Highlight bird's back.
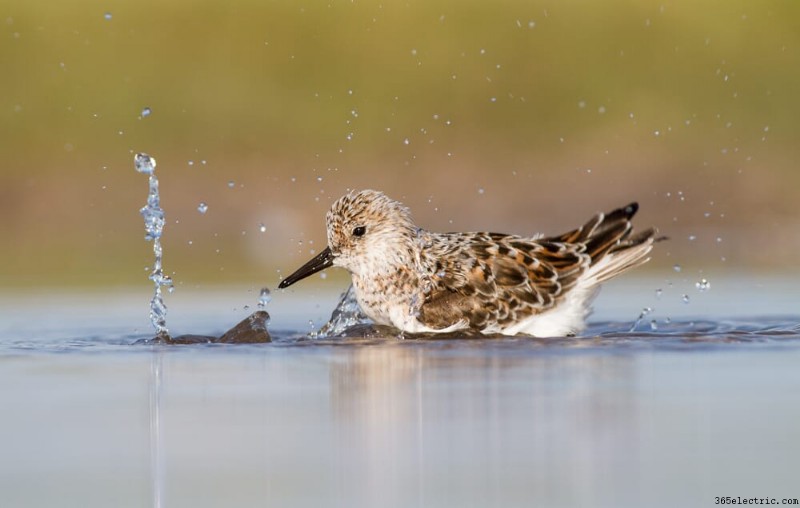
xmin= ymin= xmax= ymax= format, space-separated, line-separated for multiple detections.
xmin=416 ymin=203 xmax=657 ymax=336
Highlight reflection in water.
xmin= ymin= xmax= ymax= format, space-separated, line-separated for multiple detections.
xmin=150 ymin=352 xmax=164 ymax=508
xmin=329 ymin=345 xmax=641 ymax=506
xmin=3 ymin=335 xmax=798 ymax=507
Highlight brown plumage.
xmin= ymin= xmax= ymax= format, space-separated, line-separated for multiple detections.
xmin=279 ymin=190 xmax=659 ymax=337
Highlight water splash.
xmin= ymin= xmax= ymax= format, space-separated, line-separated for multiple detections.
xmin=630 ymin=307 xmax=654 ymax=332
xmin=135 ymin=153 xmax=172 ymax=338
xmin=257 ymin=287 xmax=271 ymax=309
xmin=312 ymin=284 xmax=371 ymax=338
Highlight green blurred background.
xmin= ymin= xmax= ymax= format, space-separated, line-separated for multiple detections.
xmin=2 ymin=0 xmax=798 ymax=290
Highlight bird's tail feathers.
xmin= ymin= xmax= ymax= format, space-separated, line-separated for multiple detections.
xmin=555 ymin=202 xmax=659 ymax=286
xmin=587 ymin=233 xmax=655 ymax=284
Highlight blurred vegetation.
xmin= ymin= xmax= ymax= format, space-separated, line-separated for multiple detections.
xmin=1 ymin=0 xmax=799 ymax=289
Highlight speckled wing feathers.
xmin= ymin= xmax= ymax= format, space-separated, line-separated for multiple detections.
xmin=417 ymin=202 xmax=654 ymax=332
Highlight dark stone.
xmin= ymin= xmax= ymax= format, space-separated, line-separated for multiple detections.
xmin=217 ymin=311 xmax=272 ymax=343
xmin=135 ymin=311 xmax=272 ymax=345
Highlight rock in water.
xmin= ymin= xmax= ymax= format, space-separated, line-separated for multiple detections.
xmin=136 ymin=311 xmax=271 ymax=344
xmin=217 ymin=311 xmax=272 ymax=343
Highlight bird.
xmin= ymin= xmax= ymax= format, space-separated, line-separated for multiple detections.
xmin=278 ymin=189 xmax=659 ymax=337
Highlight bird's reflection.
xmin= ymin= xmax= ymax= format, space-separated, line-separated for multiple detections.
xmin=328 ymin=342 xmax=643 ymax=506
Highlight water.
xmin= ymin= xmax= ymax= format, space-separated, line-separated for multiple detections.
xmin=312 ymin=284 xmax=370 ymax=338
xmin=135 ymin=153 xmax=173 ymax=337
xmin=257 ymin=287 xmax=271 ymax=310
xmin=1 ymin=278 xmax=799 ymax=508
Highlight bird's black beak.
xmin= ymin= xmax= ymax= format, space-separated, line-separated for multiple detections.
xmin=278 ymin=247 xmax=334 ymax=289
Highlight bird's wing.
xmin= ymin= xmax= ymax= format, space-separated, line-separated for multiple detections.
xmin=415 ymin=203 xmax=656 ymax=332
xmin=416 ymin=233 xmax=590 ymax=331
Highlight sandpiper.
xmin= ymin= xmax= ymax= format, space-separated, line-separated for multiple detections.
xmin=279 ymin=189 xmax=659 ymax=337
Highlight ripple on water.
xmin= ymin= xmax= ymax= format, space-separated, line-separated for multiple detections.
xmin=2 ymin=318 xmax=799 ymax=354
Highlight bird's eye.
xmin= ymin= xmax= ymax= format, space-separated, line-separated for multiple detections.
xmin=352 ymin=226 xmax=366 ymax=237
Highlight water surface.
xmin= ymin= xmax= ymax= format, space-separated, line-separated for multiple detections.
xmin=1 ymin=278 xmax=799 ymax=508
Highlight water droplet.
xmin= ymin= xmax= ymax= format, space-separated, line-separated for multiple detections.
xmin=598 ymin=106 xmax=606 ymax=114
xmin=134 ymin=153 xmax=156 ymax=174
xmin=695 ymin=278 xmax=710 ymax=292
xmin=197 ymin=202 xmax=208 ymax=214
xmin=655 ymin=288 xmax=663 ymax=299
xmin=103 ymin=12 xmax=112 ymax=20
xmin=403 ymin=138 xmax=410 ymax=145
xmin=320 ymin=272 xmax=327 ymax=280
xmin=649 ymin=320 xmax=658 ymax=331
xmin=227 ymin=180 xmax=235 ymax=188
xmin=630 ymin=307 xmax=654 ymax=332
xmin=688 ymin=234 xmax=697 ymax=241
xmin=681 ymin=294 xmax=690 ymax=304
xmin=478 ymin=188 xmax=485 ymax=195
xmin=257 ymin=288 xmax=271 ymax=309
xmin=141 ymin=107 xmax=151 ymax=118
xmin=188 ymin=160 xmax=194 ymax=166
xmin=578 ymin=100 xmax=586 ymax=109
xmin=673 ymin=264 xmax=681 ymax=272
xmin=259 ymin=223 xmax=267 ymax=233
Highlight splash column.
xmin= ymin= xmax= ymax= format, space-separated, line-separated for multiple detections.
xmin=135 ymin=153 xmax=173 ymax=339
